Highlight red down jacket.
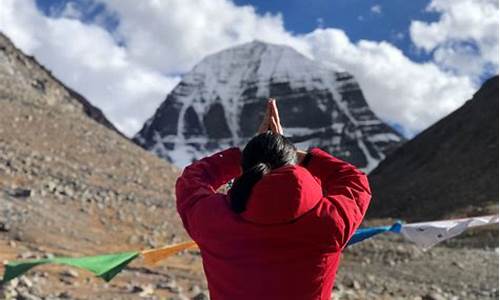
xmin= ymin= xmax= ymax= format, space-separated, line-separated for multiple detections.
xmin=176 ymin=147 xmax=371 ymax=300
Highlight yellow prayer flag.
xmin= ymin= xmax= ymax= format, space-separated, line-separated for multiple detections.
xmin=141 ymin=241 xmax=198 ymax=265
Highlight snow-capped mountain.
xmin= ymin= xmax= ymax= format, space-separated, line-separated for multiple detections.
xmin=134 ymin=41 xmax=404 ymax=172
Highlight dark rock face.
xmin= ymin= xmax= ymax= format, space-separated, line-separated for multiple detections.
xmin=368 ymin=76 xmax=499 ymax=221
xmin=134 ymin=41 xmax=404 ymax=171
xmin=205 ymin=103 xmax=232 ymax=139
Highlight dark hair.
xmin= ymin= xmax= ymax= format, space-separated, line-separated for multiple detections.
xmin=230 ymin=132 xmax=297 ymax=213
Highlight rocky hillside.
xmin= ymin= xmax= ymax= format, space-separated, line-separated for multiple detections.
xmin=134 ymin=41 xmax=404 ymax=172
xmin=368 ymin=76 xmax=499 ymax=221
xmin=0 ymin=33 xmax=121 ymax=135
xmin=0 ymin=32 xmax=211 ymax=299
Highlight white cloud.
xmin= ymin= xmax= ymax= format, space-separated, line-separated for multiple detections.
xmin=393 ymin=32 xmax=405 ymax=40
xmin=0 ymin=0 xmax=180 ymax=136
xmin=303 ymin=29 xmax=475 ymax=136
xmin=410 ymin=0 xmax=499 ymax=80
xmin=371 ymin=5 xmax=382 ymax=15
xmin=316 ymin=17 xmax=324 ymax=28
xmin=101 ymin=0 xmax=306 ymax=73
xmin=58 ymin=2 xmax=83 ymax=19
xmin=0 ymin=0 xmax=493 ymax=138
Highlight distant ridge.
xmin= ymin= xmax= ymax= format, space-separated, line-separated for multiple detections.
xmin=368 ymin=76 xmax=499 ymax=221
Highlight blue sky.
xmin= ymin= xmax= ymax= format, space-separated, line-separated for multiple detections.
xmin=233 ymin=0 xmax=439 ymax=61
xmin=37 ymin=0 xmax=120 ymax=30
xmin=37 ymin=0 xmax=439 ymax=62
xmin=3 ymin=0 xmax=497 ymax=137
xmin=34 ymin=0 xmax=495 ymax=84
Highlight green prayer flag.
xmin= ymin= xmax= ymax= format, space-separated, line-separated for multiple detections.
xmin=2 ymin=251 xmax=139 ymax=283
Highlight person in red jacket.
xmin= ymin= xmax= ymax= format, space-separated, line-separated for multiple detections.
xmin=176 ymin=99 xmax=371 ymax=300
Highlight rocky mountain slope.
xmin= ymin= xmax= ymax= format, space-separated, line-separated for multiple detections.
xmin=134 ymin=41 xmax=404 ymax=172
xmin=0 ymin=33 xmax=121 ymax=135
xmin=0 ymin=32 xmax=209 ymax=299
xmin=368 ymin=76 xmax=499 ymax=221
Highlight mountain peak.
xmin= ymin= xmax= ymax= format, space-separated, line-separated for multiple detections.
xmin=191 ymin=40 xmax=326 ymax=85
xmin=221 ymin=39 xmax=295 ymax=53
xmin=135 ymin=42 xmax=404 ymax=171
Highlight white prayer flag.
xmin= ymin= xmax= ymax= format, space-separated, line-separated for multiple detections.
xmin=400 ymin=215 xmax=499 ymax=250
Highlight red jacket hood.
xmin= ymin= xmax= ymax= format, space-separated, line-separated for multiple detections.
xmin=240 ymin=164 xmax=323 ymax=225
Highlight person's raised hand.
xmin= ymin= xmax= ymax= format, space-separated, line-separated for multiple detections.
xmin=257 ymin=98 xmax=284 ymax=135
xmin=257 ymin=99 xmax=273 ymax=134
xmin=269 ymin=98 xmax=284 ymax=135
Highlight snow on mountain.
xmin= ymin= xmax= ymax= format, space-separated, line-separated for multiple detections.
xmin=134 ymin=40 xmax=404 ymax=172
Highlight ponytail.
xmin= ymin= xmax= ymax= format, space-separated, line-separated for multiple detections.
xmin=230 ymin=131 xmax=297 ymax=213
xmin=230 ymin=162 xmax=270 ymax=213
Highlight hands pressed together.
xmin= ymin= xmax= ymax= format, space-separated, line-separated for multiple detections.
xmin=257 ymin=98 xmax=284 ymax=135
xmin=257 ymin=98 xmax=307 ymax=164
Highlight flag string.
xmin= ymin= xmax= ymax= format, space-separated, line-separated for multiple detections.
xmin=2 ymin=215 xmax=497 ymax=283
